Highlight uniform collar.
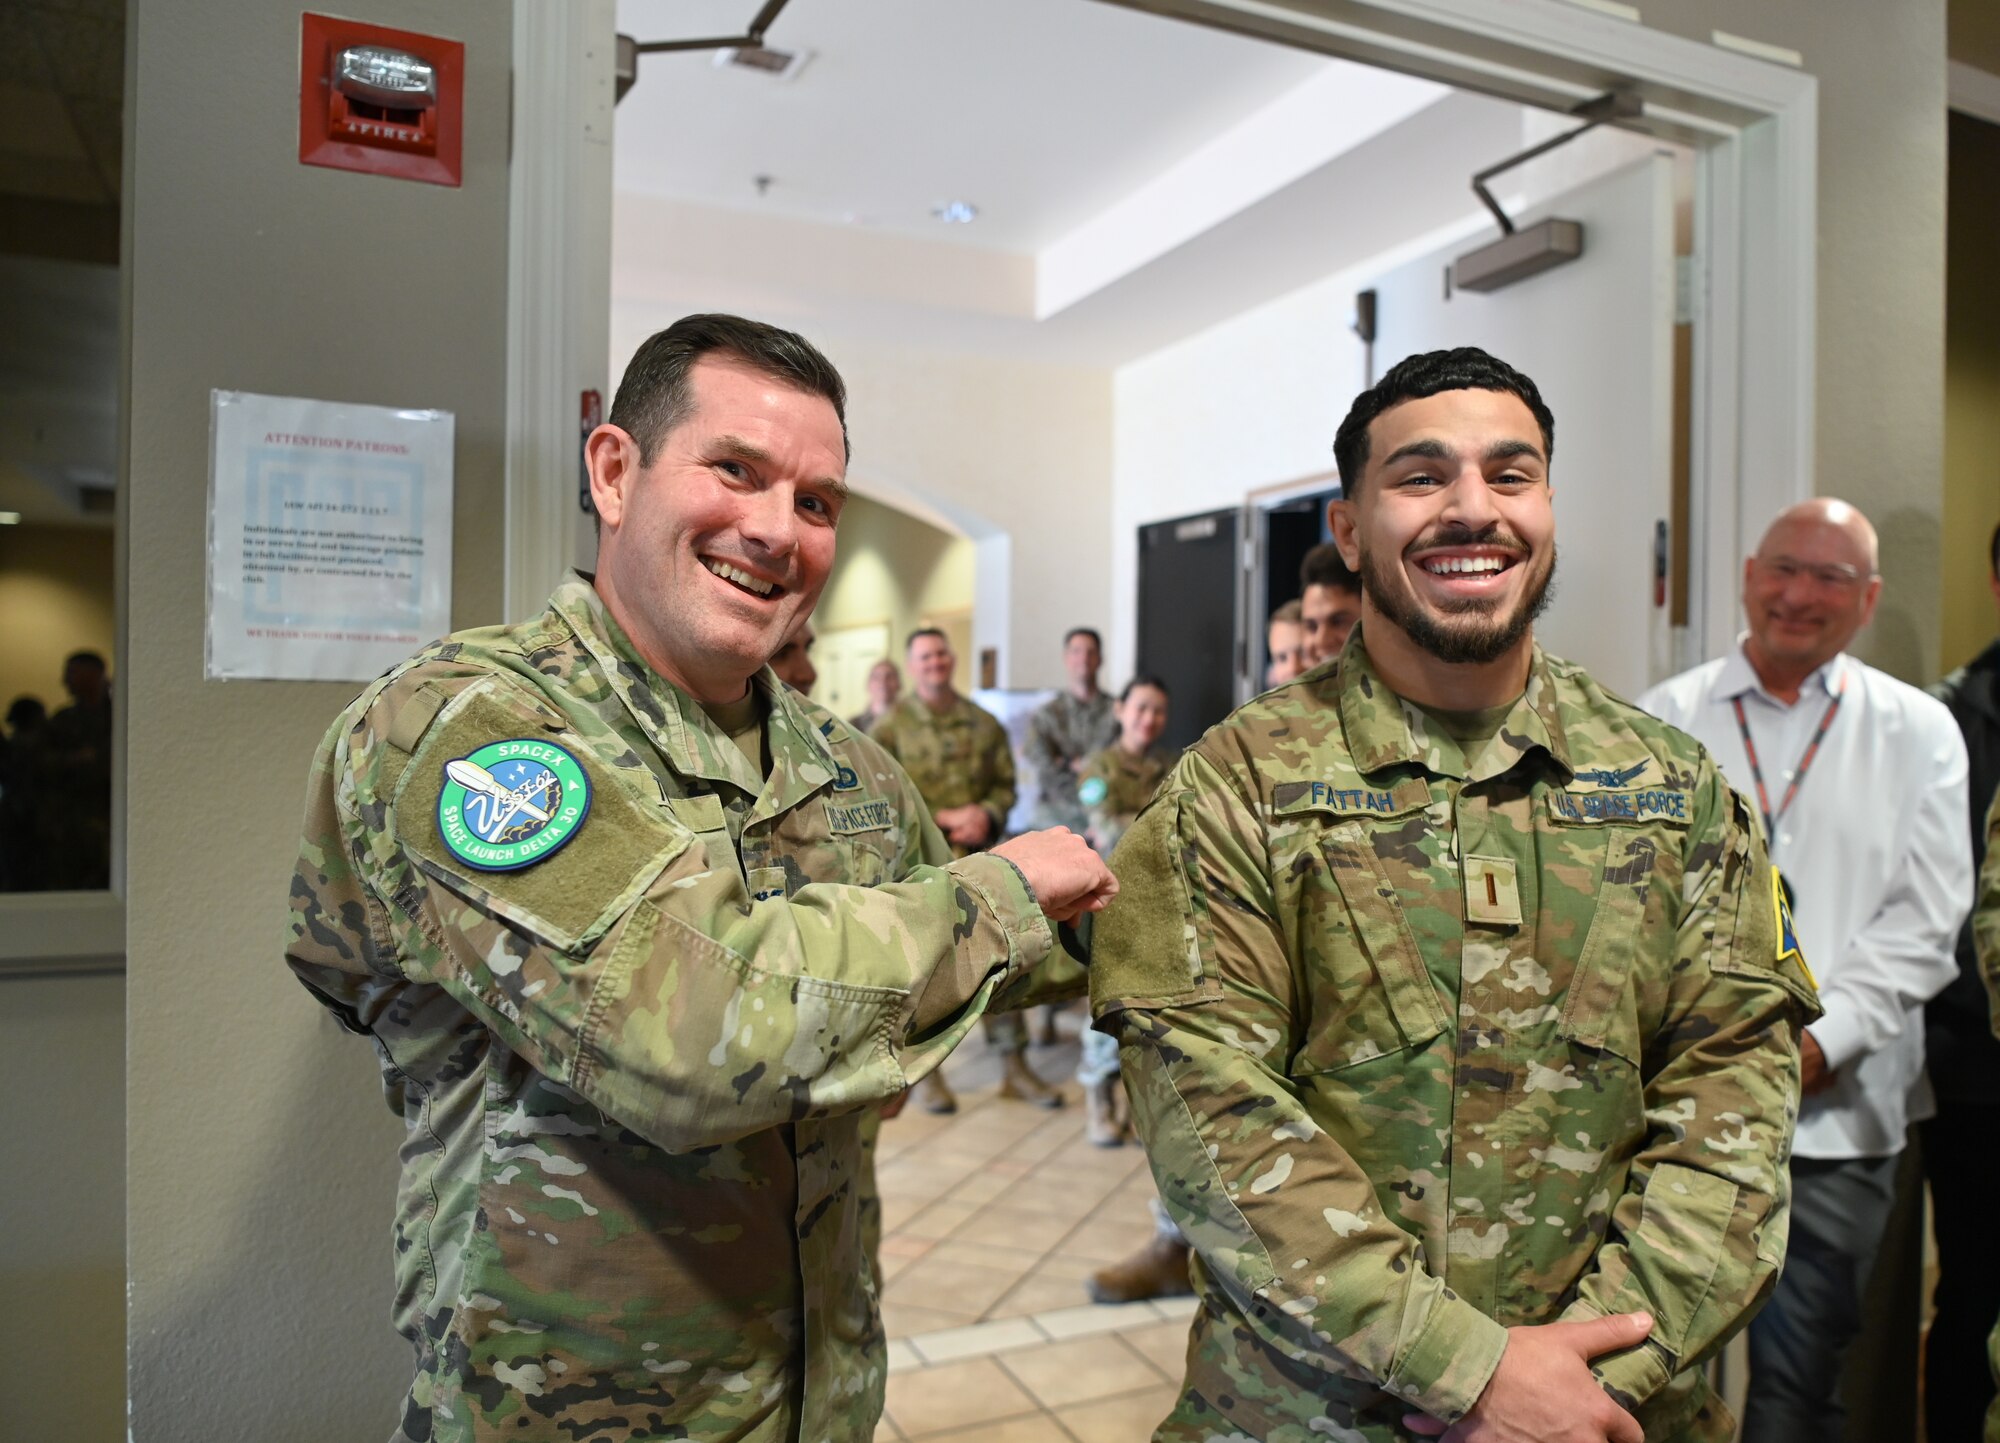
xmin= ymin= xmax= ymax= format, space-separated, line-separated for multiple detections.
xmin=1719 ymin=636 xmax=1848 ymax=707
xmin=1337 ymin=632 xmax=1572 ymax=785
xmin=547 ymin=573 xmax=845 ymax=807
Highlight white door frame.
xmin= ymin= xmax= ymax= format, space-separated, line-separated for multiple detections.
xmin=505 ymin=0 xmax=617 ymax=621
xmin=1100 ymin=0 xmax=1816 ymax=661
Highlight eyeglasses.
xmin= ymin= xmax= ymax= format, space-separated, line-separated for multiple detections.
xmin=1754 ymin=555 xmax=1875 ymax=591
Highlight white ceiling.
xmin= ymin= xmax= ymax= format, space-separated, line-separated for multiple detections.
xmin=610 ymin=0 xmax=1546 ymax=366
xmin=613 ymin=0 xmax=1335 ymax=252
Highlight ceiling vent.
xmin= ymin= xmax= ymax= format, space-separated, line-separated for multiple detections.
xmin=712 ymin=45 xmax=812 ymax=82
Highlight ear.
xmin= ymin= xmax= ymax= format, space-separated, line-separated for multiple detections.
xmin=1328 ymin=495 xmax=1361 ymax=570
xmin=1857 ymin=574 xmax=1884 ymax=629
xmin=585 ymin=424 xmax=643 ymax=529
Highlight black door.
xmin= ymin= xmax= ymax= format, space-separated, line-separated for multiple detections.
xmin=1136 ymin=507 xmax=1240 ymax=753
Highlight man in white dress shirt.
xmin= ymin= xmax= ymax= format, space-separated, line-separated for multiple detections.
xmin=1640 ymin=498 xmax=1970 ymax=1443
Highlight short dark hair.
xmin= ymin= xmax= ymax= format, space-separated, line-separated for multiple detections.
xmin=64 ymin=650 xmax=107 ymax=673
xmin=1299 ymin=542 xmax=1359 ymax=597
xmin=906 ymin=627 xmax=947 ymax=652
xmin=1332 ymin=347 xmax=1554 ymax=497
xmin=609 ymin=313 xmax=850 ymax=467
xmin=1063 ymin=627 xmax=1102 ymax=650
xmin=1119 ymin=674 xmax=1170 ymax=703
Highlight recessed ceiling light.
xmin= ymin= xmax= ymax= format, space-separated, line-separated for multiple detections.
xmin=932 ymin=201 xmax=978 ymax=225
xmin=0 ymin=511 xmax=21 ymax=525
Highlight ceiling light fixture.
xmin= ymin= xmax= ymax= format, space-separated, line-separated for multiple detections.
xmin=932 ymin=201 xmax=978 ymax=225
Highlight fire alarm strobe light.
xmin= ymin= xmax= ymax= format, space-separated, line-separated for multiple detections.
xmin=300 ymin=14 xmax=464 ymax=187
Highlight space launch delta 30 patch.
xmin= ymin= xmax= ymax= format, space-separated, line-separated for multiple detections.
xmin=436 ymin=739 xmax=592 ymax=871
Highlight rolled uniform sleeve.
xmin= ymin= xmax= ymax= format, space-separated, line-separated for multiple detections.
xmin=1096 ymin=751 xmax=1510 ymax=1425
xmin=287 ymin=670 xmax=1052 ymax=1156
xmin=1557 ymin=765 xmax=1822 ymax=1409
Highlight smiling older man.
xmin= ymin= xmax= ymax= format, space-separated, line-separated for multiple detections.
xmin=284 ymin=314 xmax=1114 ymax=1443
xmin=1640 ymin=498 xmax=1969 ymax=1443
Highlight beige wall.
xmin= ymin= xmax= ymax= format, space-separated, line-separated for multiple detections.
xmin=1634 ymin=0 xmax=1950 ymax=682
xmin=120 ymin=0 xmax=513 ymax=1437
xmin=0 ymin=970 xmax=123 ymax=1441
xmin=0 ymin=525 xmax=115 ymax=713
xmin=1943 ymin=109 xmax=2000 ymax=672
xmin=818 ymin=493 xmax=977 ymax=695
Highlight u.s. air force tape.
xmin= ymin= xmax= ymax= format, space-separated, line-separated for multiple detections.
xmin=437 ymin=739 xmax=592 ymax=871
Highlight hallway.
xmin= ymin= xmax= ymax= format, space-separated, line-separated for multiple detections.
xmin=874 ymin=1018 xmax=1195 ymax=1441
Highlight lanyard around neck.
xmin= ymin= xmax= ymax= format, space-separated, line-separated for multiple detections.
xmin=1730 ymin=672 xmax=1846 ymax=842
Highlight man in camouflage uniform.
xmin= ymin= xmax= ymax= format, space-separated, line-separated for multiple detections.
xmin=1024 ymin=627 xmax=1118 ymax=832
xmin=1093 ymin=348 xmax=1818 ymax=1443
xmin=872 ymin=628 xmax=1065 ymax=1111
xmin=285 ymin=314 xmax=1113 ymax=1443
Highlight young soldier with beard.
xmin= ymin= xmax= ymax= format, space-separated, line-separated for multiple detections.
xmin=1091 ymin=348 xmax=1818 ymax=1443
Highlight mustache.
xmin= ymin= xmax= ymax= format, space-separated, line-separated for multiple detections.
xmin=1405 ymin=521 xmax=1530 ymax=556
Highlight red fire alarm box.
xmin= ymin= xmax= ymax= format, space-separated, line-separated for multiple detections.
xmin=299 ymin=13 xmax=464 ymax=187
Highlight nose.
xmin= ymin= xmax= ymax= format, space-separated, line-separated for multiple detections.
xmin=1439 ymin=466 xmax=1501 ymax=532
xmin=736 ymin=483 xmax=800 ymax=560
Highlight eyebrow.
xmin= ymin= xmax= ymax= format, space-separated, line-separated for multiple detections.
xmin=710 ymin=433 xmax=850 ymax=501
xmin=1380 ymin=437 xmax=1546 ymax=468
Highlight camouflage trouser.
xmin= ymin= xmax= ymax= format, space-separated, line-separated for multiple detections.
xmin=983 ymin=1011 xmax=1026 ymax=1053
xmin=1077 ymin=1027 xmax=1120 ymax=1086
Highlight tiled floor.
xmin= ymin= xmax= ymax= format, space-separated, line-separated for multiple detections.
xmin=873 ymin=1009 xmax=1194 ymax=1442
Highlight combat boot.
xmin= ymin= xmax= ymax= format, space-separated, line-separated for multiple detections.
xmin=912 ymin=1069 xmax=957 ymax=1114
xmin=996 ymin=1051 xmax=1064 ymax=1108
xmin=1086 ymin=1234 xmax=1193 ymax=1305
xmin=1084 ymin=1076 xmax=1123 ymax=1147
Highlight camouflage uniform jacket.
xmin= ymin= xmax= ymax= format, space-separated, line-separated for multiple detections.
xmin=869 ymin=693 xmax=1016 ymax=852
xmin=1077 ymin=744 xmax=1170 ymax=855
xmin=1024 ymin=691 xmax=1118 ymax=830
xmin=284 ymin=576 xmax=1057 ymax=1443
xmin=1090 ymin=638 xmax=1820 ymax=1443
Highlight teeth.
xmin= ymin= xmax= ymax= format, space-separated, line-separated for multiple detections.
xmin=705 ymin=559 xmax=775 ymax=596
xmin=1425 ymin=556 xmax=1507 ymax=576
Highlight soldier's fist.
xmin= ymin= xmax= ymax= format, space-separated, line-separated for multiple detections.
xmin=993 ymin=827 xmax=1118 ymax=923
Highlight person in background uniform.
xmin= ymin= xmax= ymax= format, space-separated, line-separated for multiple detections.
xmin=39 ymin=649 xmax=113 ymax=889
xmin=1095 ymin=347 xmax=1819 ymax=1443
xmin=1075 ymin=675 xmax=1172 ymax=1146
xmin=1266 ymin=599 xmax=1305 ymax=687
xmin=1 ymin=695 xmax=48 ymax=890
xmin=873 ymin=627 xmax=1067 ymax=1112
xmin=1299 ymin=540 xmax=1362 ymax=669
xmin=1075 ymin=675 xmax=1199 ymax=1305
xmin=849 ymin=657 xmax=899 ymax=734
xmin=1974 ymin=786 xmax=2000 ymax=1443
xmin=1923 ymin=517 xmax=2000 ymax=1441
xmin=1023 ymin=627 xmax=1119 ymax=1045
xmin=284 ymin=313 xmax=1114 ymax=1443
xmin=770 ymin=618 xmax=817 ymax=693
xmin=1024 ymin=627 xmax=1118 ymax=833
xmin=1640 ymin=498 xmax=1968 ymax=1443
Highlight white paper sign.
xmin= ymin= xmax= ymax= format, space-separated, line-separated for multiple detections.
xmin=207 ymin=391 xmax=453 ymax=681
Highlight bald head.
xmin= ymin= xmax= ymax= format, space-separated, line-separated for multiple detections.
xmin=1742 ymin=496 xmax=1882 ymax=693
xmin=1759 ymin=498 xmax=1879 ymax=576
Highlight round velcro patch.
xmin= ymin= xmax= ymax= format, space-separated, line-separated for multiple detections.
xmin=437 ymin=739 xmax=592 ymax=871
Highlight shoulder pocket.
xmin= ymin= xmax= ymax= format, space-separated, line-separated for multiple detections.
xmin=1090 ymin=789 xmax=1225 ymax=1015
xmin=392 ymin=680 xmax=689 ymax=955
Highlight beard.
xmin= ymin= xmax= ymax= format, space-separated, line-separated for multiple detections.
xmin=1357 ymin=525 xmax=1556 ymax=665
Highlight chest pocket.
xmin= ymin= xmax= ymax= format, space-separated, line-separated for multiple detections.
xmin=1544 ymin=787 xmax=1689 ymax=1067
xmin=1292 ymin=815 xmax=1452 ymax=1074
